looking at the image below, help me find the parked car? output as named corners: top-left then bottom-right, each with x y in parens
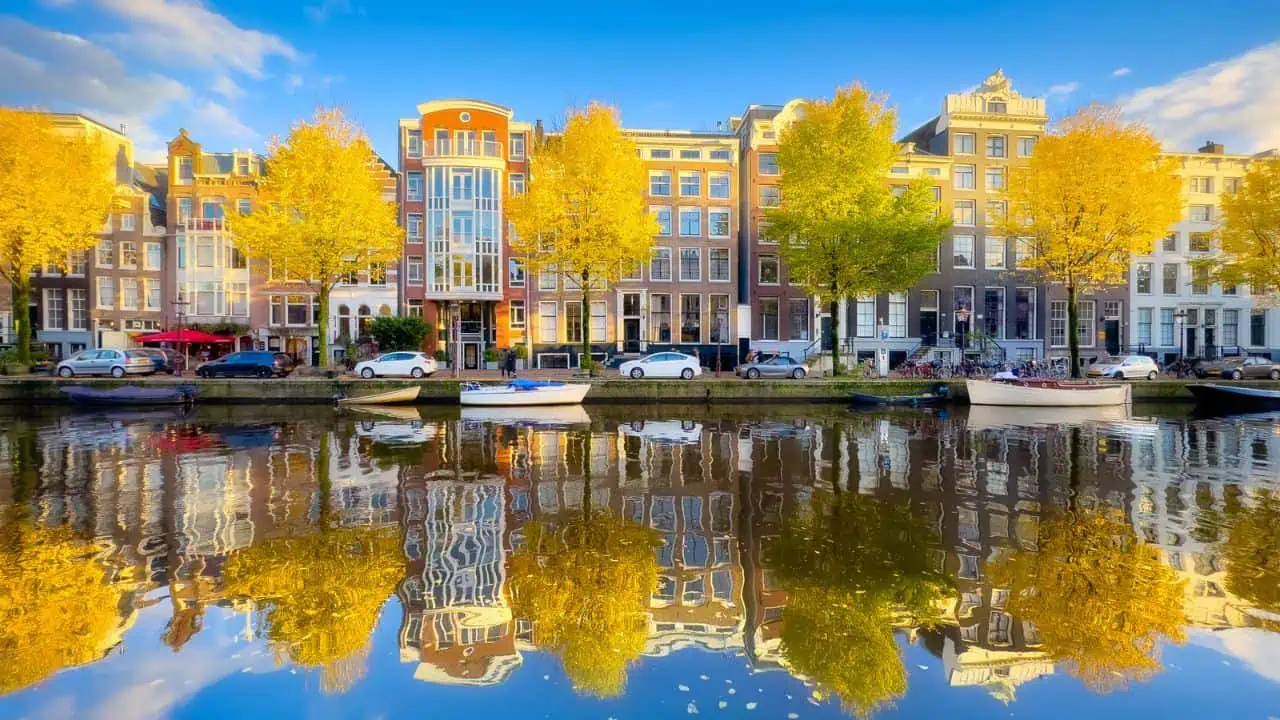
top-left (1196, 355), bottom-right (1280, 380)
top-left (1086, 354), bottom-right (1160, 380)
top-left (56, 349), bottom-right (155, 378)
top-left (196, 351), bottom-right (293, 378)
top-left (736, 354), bottom-right (808, 380)
top-left (135, 348), bottom-right (186, 375)
top-left (619, 352), bottom-right (703, 380)
top-left (354, 351), bottom-right (438, 379)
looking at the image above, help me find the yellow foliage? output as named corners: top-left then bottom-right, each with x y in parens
top-left (221, 526), bottom-right (403, 692)
top-left (987, 510), bottom-right (1187, 692)
top-left (1221, 490), bottom-right (1280, 615)
top-left (506, 105), bottom-right (656, 360)
top-left (0, 109), bottom-right (117, 361)
top-left (1205, 156), bottom-right (1280, 297)
top-left (228, 108), bottom-right (402, 366)
top-left (0, 521), bottom-right (125, 694)
top-left (507, 513), bottom-right (661, 697)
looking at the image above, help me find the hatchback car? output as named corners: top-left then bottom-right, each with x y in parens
top-left (135, 348), bottom-right (186, 375)
top-left (1086, 354), bottom-right (1160, 380)
top-left (619, 352), bottom-right (702, 380)
top-left (56, 349), bottom-right (155, 378)
top-left (354, 351), bottom-right (438, 379)
top-left (1196, 355), bottom-right (1280, 380)
top-left (196, 351), bottom-right (293, 378)
top-left (736, 354), bottom-right (808, 380)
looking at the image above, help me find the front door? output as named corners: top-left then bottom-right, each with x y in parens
top-left (463, 343), bottom-right (480, 370)
top-left (1185, 327), bottom-right (1197, 357)
top-left (1203, 327), bottom-right (1216, 358)
top-left (820, 316), bottom-right (833, 351)
top-left (1104, 320), bottom-right (1120, 356)
top-left (623, 318), bottom-right (641, 353)
top-left (921, 311), bottom-right (938, 346)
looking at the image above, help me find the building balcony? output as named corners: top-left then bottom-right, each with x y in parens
top-left (175, 217), bottom-right (228, 233)
top-left (424, 140), bottom-right (504, 160)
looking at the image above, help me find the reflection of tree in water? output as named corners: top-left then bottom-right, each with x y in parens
top-left (987, 509), bottom-right (1186, 692)
top-left (508, 513), bottom-right (661, 697)
top-left (0, 520), bottom-right (126, 694)
top-left (220, 526), bottom-right (402, 694)
top-left (1219, 490), bottom-right (1280, 619)
top-left (764, 491), bottom-right (952, 717)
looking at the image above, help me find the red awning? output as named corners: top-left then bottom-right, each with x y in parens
top-left (135, 330), bottom-right (236, 344)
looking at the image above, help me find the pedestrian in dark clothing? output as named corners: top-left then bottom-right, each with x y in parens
top-left (499, 349), bottom-right (508, 378)
top-left (505, 348), bottom-right (517, 379)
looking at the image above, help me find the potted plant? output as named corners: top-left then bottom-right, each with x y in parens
top-left (483, 346), bottom-right (500, 370)
top-left (514, 344), bottom-right (529, 370)
top-left (433, 349), bottom-right (450, 369)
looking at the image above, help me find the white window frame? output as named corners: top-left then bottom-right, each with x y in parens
top-left (510, 300), bottom-right (526, 329)
top-left (953, 234), bottom-right (975, 269)
top-left (649, 170), bottom-right (672, 197)
top-left (538, 301), bottom-right (559, 343)
top-left (708, 248), bottom-right (731, 283)
top-left (708, 208), bottom-right (730, 239)
top-left (649, 247), bottom-right (672, 282)
top-left (144, 242), bottom-right (162, 271)
top-left (954, 164), bottom-right (976, 190)
top-left (679, 248), bottom-right (701, 282)
top-left (1077, 300), bottom-right (1097, 348)
top-left (678, 171), bottom-right (701, 198)
top-left (954, 201), bottom-right (976, 227)
top-left (1016, 136), bottom-right (1036, 157)
top-left (406, 129), bottom-right (422, 158)
top-left (954, 133), bottom-right (976, 155)
top-left (984, 236), bottom-right (1005, 269)
top-left (758, 153), bottom-right (779, 175)
top-left (1049, 300), bottom-right (1068, 348)
top-left (406, 213), bottom-right (423, 241)
top-left (888, 293), bottom-right (907, 338)
top-left (42, 288), bottom-right (65, 331)
top-left (759, 186), bottom-right (781, 208)
top-left (144, 279), bottom-right (161, 311)
top-left (758, 254), bottom-right (780, 286)
top-left (96, 276), bottom-right (115, 310)
top-left (652, 206), bottom-right (672, 237)
top-left (708, 172), bottom-right (731, 199)
top-left (509, 173), bottom-right (525, 195)
top-left (407, 256), bottom-right (424, 285)
top-left (1137, 307), bottom-right (1153, 346)
top-left (678, 208), bottom-right (702, 238)
top-left (406, 172), bottom-right (423, 202)
top-left (68, 288), bottom-right (87, 331)
top-left (120, 213), bottom-right (136, 232)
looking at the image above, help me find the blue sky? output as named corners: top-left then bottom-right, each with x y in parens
top-left (3, 0), bottom-right (1279, 164)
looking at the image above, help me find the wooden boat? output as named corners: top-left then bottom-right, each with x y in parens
top-left (460, 405), bottom-right (592, 427)
top-left (966, 378), bottom-right (1131, 407)
top-left (849, 384), bottom-right (949, 407)
top-left (345, 404), bottom-right (424, 422)
top-left (336, 386), bottom-right (420, 406)
top-left (1187, 383), bottom-right (1280, 412)
top-left (459, 379), bottom-right (590, 406)
top-left (62, 384), bottom-right (196, 406)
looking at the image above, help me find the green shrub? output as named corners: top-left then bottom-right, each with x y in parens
top-left (483, 347), bottom-right (500, 363)
top-left (368, 316), bottom-right (432, 352)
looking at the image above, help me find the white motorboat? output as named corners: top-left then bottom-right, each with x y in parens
top-left (966, 378), bottom-right (1131, 407)
top-left (460, 404), bottom-right (592, 427)
top-left (966, 404), bottom-right (1131, 430)
top-left (459, 379), bottom-right (591, 406)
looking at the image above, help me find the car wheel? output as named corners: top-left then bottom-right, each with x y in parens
top-left (58, 367), bottom-right (73, 378)
top-left (110, 366), bottom-right (125, 378)
top-left (681, 368), bottom-right (695, 380)
top-left (411, 367), bottom-right (425, 379)
top-left (630, 367), bottom-right (644, 380)
top-left (746, 368), bottom-right (760, 379)
top-left (1146, 371), bottom-right (1157, 381)
top-left (1271, 369), bottom-right (1280, 380)
top-left (361, 368), bottom-right (374, 379)
top-left (1232, 369), bottom-right (1244, 381)
top-left (792, 368), bottom-right (806, 380)
top-left (257, 367), bottom-right (272, 379)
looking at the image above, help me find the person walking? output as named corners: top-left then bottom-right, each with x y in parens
top-left (505, 347), bottom-right (517, 379)
top-left (499, 348), bottom-right (509, 378)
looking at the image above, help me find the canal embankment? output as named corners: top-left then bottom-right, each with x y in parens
top-left (1, 376), bottom-right (1275, 405)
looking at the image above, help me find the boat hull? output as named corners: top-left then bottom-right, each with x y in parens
top-left (61, 385), bottom-right (196, 406)
top-left (1187, 384), bottom-right (1280, 412)
top-left (337, 386), bottom-right (421, 406)
top-left (460, 383), bottom-right (590, 406)
top-left (966, 380), bottom-right (1131, 407)
top-left (849, 391), bottom-right (947, 407)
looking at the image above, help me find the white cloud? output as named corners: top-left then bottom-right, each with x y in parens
top-left (305, 0), bottom-right (352, 23)
top-left (1046, 81), bottom-right (1080, 99)
top-left (1112, 67), bottom-right (1132, 77)
top-left (190, 100), bottom-right (257, 141)
top-left (211, 74), bottom-right (243, 100)
top-left (1122, 42), bottom-right (1280, 153)
top-left (92, 0), bottom-right (298, 78)
top-left (284, 73), bottom-right (304, 91)
top-left (1188, 627), bottom-right (1280, 683)
top-left (0, 17), bottom-right (188, 117)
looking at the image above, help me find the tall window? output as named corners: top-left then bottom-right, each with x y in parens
top-left (1190, 176), bottom-right (1213, 193)
top-left (69, 289), bottom-right (87, 330)
top-left (985, 236), bottom-right (1006, 269)
top-left (709, 248), bottom-right (730, 281)
top-left (758, 153), bottom-right (779, 175)
top-left (679, 248), bottom-right (701, 281)
top-left (1014, 288), bottom-right (1035, 340)
top-left (406, 172), bottom-right (423, 201)
top-left (856, 296), bottom-right (875, 338)
top-left (565, 303), bottom-right (583, 343)
top-left (508, 173), bottom-right (525, 195)
top-left (508, 258), bottom-right (525, 287)
top-left (953, 287), bottom-right (974, 346)
top-left (984, 288), bottom-right (1004, 338)
top-left (406, 129), bottom-right (422, 157)
top-left (1189, 232), bottom-right (1213, 252)
top-left (1160, 309), bottom-right (1175, 346)
top-left (43, 289), bottom-right (65, 330)
top-left (1077, 300), bottom-right (1096, 347)
top-left (1135, 308), bottom-right (1152, 345)
top-left (1250, 310), bottom-right (1267, 346)
top-left (69, 250), bottom-right (87, 276)
top-left (121, 278), bottom-right (140, 310)
top-left (954, 165), bottom-right (975, 190)
top-left (679, 171), bottom-right (701, 197)
top-left (985, 201), bottom-right (1007, 225)
top-left (759, 254), bottom-right (779, 285)
top-left (653, 206), bottom-right (672, 236)
top-left (650, 248), bottom-right (672, 281)
top-left (539, 302), bottom-right (558, 343)
top-left (954, 133), bottom-right (976, 154)
top-left (1136, 263), bottom-right (1152, 294)
top-left (680, 295), bottom-right (701, 343)
top-left (97, 237), bottom-right (114, 267)
top-left (888, 293), bottom-right (907, 338)
top-left (650, 294), bottom-right (672, 342)
top-left (1015, 237), bottom-right (1035, 268)
top-left (760, 186), bottom-right (781, 208)
top-left (145, 242), bottom-right (162, 270)
top-left (1163, 232), bottom-right (1178, 252)
top-left (509, 132), bottom-right (526, 160)
top-left (591, 301), bottom-right (607, 341)
top-left (953, 235), bottom-right (975, 268)
top-left (953, 201), bottom-right (975, 226)
top-left (510, 300), bottom-right (526, 329)
top-left (711, 295), bottom-right (731, 343)
top-left (985, 167), bottom-right (1005, 191)
top-left (539, 264), bottom-right (558, 290)
top-left (1162, 264), bottom-right (1178, 294)
top-left (144, 279), bottom-right (160, 311)
top-left (97, 277), bottom-right (115, 309)
top-left (1222, 309), bottom-right (1237, 347)
top-left (650, 170), bottom-right (672, 197)
top-left (1189, 205), bottom-right (1213, 222)
top-left (407, 256), bottom-right (423, 285)
top-left (759, 298), bottom-right (779, 340)
top-left (120, 213), bottom-right (136, 232)
top-left (708, 209), bottom-right (730, 238)
top-left (788, 298), bottom-right (810, 341)
top-left (679, 208), bottom-right (701, 237)
top-left (1049, 301), bottom-right (1067, 347)
top-left (985, 135), bottom-right (1007, 158)
top-left (709, 172), bottom-right (730, 199)
top-left (1192, 265), bottom-right (1209, 295)
top-left (1016, 136), bottom-right (1036, 157)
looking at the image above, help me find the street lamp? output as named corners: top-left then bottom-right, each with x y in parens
top-left (1174, 310), bottom-right (1187, 362)
top-left (172, 296), bottom-right (191, 374)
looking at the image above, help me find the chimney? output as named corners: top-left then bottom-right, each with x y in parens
top-left (534, 119), bottom-right (545, 142)
top-left (1198, 140), bottom-right (1225, 155)
top-left (119, 123), bottom-right (127, 135)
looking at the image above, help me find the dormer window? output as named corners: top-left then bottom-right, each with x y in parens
top-left (237, 157), bottom-right (250, 175)
top-left (987, 100), bottom-right (1007, 114)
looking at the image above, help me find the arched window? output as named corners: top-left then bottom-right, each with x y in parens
top-left (378, 304), bottom-right (392, 316)
top-left (337, 304), bottom-right (352, 341)
top-left (358, 305), bottom-right (372, 338)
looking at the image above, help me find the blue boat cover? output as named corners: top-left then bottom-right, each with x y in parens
top-left (510, 379), bottom-right (563, 390)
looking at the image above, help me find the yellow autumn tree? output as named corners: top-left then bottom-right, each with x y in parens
top-left (220, 526), bottom-right (403, 694)
top-left (995, 106), bottom-right (1181, 377)
top-left (1221, 490), bottom-right (1280, 616)
top-left (229, 108), bottom-right (401, 368)
top-left (987, 510), bottom-right (1187, 692)
top-left (507, 513), bottom-right (660, 697)
top-left (0, 109), bottom-right (117, 363)
top-left (769, 85), bottom-right (950, 375)
top-left (1200, 156), bottom-right (1280, 300)
top-left (0, 521), bottom-right (125, 693)
top-left (506, 104), bottom-right (656, 373)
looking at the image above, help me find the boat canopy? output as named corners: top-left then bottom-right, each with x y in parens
top-left (510, 379), bottom-right (563, 390)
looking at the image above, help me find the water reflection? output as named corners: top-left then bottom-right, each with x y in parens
top-left (0, 405), bottom-right (1277, 717)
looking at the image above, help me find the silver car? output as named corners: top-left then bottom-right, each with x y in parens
top-left (736, 354), bottom-right (808, 380)
top-left (56, 349), bottom-right (155, 378)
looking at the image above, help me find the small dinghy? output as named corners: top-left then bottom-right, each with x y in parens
top-left (1188, 383), bottom-right (1280, 412)
top-left (850, 384), bottom-right (949, 407)
top-left (62, 384), bottom-right (197, 406)
top-left (967, 378), bottom-right (1131, 407)
top-left (336, 386), bottom-right (420, 406)
top-left (459, 379), bottom-right (590, 406)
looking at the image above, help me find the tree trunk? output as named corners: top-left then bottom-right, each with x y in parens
top-left (1066, 284), bottom-right (1081, 379)
top-left (829, 298), bottom-right (842, 376)
top-left (581, 270), bottom-right (592, 377)
top-left (581, 429), bottom-right (592, 520)
top-left (318, 283), bottom-right (331, 369)
top-left (317, 429), bottom-right (332, 529)
top-left (14, 278), bottom-right (31, 365)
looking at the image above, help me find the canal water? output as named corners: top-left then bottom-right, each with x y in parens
top-left (0, 404), bottom-right (1277, 719)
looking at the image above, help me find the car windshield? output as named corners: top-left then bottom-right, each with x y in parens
top-left (1099, 356), bottom-right (1124, 364)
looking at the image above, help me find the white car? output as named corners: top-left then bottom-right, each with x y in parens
top-left (354, 351), bottom-right (437, 379)
top-left (619, 352), bottom-right (703, 380)
top-left (1087, 354), bottom-right (1159, 380)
